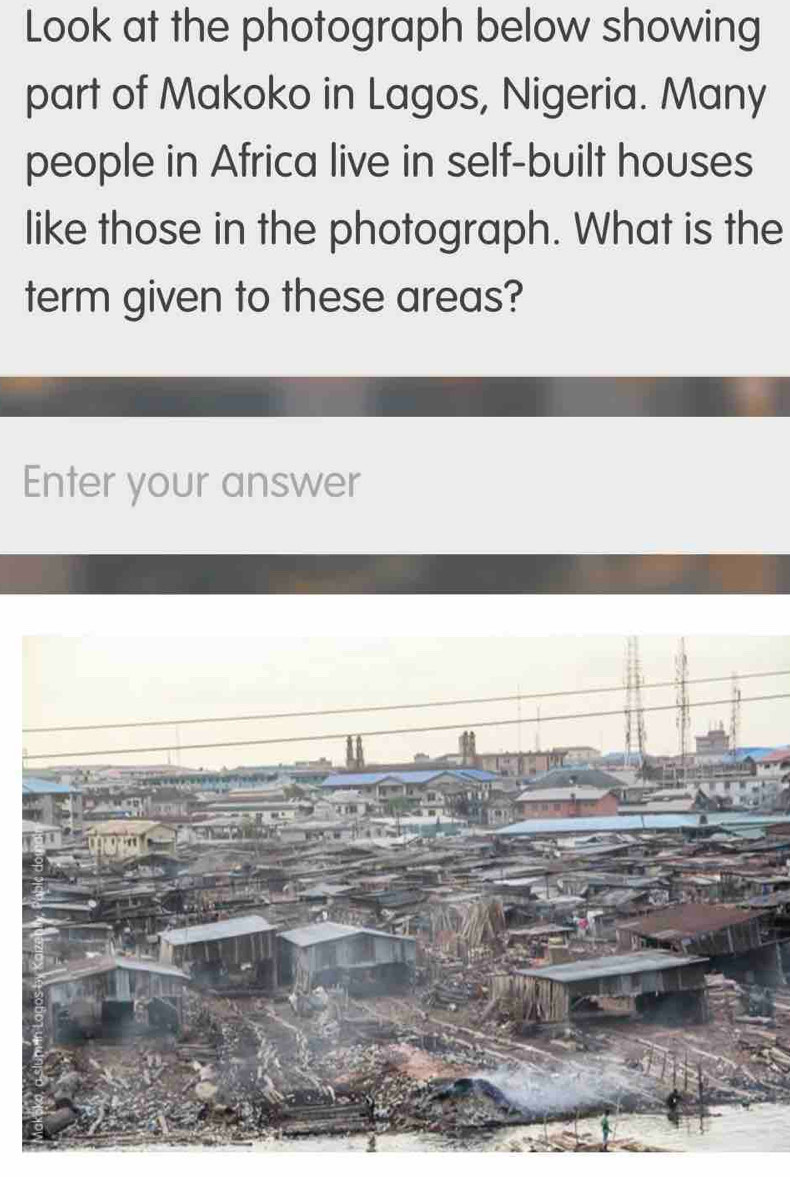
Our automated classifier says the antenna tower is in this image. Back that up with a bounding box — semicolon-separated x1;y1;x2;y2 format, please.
675;638;691;783
730;673;741;760
624;637;647;766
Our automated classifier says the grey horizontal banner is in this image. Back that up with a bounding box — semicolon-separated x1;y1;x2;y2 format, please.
1;556;789;594
2;378;790;417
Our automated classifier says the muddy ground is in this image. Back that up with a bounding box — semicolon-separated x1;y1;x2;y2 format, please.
23;975;790;1149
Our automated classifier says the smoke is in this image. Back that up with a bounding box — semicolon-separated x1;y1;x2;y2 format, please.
476;1059;658;1117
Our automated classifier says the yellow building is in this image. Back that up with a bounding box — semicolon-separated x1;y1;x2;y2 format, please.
87;820;177;861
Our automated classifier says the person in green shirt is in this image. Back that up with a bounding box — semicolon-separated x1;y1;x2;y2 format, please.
601;1113;611;1151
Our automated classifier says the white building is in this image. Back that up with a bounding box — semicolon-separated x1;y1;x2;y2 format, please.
321;790;375;818
22;821;62;854
698;776;779;807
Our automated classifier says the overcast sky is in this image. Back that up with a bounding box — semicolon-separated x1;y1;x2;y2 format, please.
23;635;789;770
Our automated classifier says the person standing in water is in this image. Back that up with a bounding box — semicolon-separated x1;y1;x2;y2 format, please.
601;1112;611;1151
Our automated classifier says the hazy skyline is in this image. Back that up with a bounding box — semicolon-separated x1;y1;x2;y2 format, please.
23;635;789;771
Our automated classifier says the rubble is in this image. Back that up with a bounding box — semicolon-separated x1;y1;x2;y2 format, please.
22;815;790;1150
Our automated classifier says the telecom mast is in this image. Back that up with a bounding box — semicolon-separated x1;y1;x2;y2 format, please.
730;672;741;761
624;637;647;767
675;637;691;784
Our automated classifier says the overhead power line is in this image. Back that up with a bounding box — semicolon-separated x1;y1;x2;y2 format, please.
23;691;790;763
23;668;790;734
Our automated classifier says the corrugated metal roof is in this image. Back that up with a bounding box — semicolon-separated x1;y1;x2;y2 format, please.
279;921;413;948
521;768;624;789
756;747;790;764
23;778;73;795
619;903;761;936
517;787;613;803
40;954;189;986
497;814;790;836
320;769;498;789
160;914;276;945
745;889;790;908
516;950;708;983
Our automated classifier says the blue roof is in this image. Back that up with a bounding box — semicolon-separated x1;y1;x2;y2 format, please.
497;814;790;836
321;768;497;789
23;778;73;795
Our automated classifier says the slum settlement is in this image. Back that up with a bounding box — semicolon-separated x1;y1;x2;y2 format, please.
22;745;790;1147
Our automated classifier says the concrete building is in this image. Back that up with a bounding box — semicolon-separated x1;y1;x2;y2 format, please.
147;787;199;821
520;767;626;794
191;815;276;842
483;792;517;827
279;818;367;844
699;774;782;808
320;790;376;819
554;746;600;766
204;799;306;825
476;750;565;778
755;748;790;794
619;788;714;815
22;777;84;832
515;787;618;819
695;723;730;759
318;769;500;805
22;821;62;855
87;820;177;862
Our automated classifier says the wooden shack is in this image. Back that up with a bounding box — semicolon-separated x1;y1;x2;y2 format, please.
616;902;785;985
159;913;279;986
278;921;416;994
39;956;190;1041
492;950;709;1026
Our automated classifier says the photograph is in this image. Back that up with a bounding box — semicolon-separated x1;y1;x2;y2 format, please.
21;633;790;1153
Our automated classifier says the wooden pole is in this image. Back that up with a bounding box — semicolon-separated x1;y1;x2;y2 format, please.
698;1063;704;1117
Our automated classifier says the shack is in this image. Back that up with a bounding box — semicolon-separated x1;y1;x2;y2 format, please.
278;921;416;994
617;902;786;985
159;913;279;986
492;950;709;1027
38;956;190;1042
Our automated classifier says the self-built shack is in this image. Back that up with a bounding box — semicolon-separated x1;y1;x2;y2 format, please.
616;902;787;986
278;921;417;994
38;956;190;1042
492;950;710;1028
159;914;279;987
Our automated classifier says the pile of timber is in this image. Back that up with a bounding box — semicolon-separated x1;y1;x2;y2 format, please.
499;1129;666;1153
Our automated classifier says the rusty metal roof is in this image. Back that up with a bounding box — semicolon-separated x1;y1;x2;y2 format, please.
619;903;759;937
